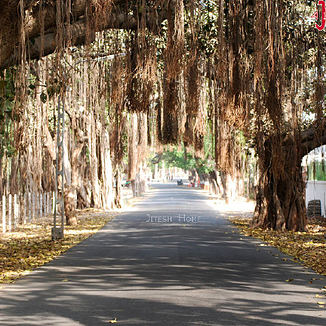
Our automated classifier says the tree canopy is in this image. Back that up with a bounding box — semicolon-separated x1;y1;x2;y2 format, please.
1;0;326;231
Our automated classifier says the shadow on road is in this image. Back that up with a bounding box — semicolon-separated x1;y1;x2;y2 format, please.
0;185;325;325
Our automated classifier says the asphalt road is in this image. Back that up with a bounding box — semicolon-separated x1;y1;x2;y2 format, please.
0;184;325;325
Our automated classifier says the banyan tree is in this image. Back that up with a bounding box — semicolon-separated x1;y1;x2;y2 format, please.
0;0;325;230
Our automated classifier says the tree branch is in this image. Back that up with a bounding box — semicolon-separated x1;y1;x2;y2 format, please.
0;0;168;70
300;120;326;157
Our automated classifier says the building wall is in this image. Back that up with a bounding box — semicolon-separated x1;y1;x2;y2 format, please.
305;181;326;217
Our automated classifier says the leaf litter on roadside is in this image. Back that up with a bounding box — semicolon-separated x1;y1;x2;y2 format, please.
229;217;326;276
0;210;116;284
229;217;326;308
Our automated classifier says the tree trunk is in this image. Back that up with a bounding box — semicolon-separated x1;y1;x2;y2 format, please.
252;135;307;231
216;171;228;202
9;155;19;194
128;113;138;195
0;157;3;196
100;125;114;210
115;169;122;209
87;110;101;207
68;130;85;222
64;186;78;226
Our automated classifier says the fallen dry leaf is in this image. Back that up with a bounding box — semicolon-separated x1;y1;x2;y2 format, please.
0;210;116;284
229;217;326;276
108;318;117;323
316;294;325;298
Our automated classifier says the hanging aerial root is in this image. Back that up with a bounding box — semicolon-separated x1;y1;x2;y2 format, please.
162;0;185;144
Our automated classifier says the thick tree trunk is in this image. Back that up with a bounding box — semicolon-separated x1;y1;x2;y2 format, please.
252;135;307;231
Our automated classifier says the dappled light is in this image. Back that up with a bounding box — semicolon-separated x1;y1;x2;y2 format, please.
1;185;326;324
1;1;326;324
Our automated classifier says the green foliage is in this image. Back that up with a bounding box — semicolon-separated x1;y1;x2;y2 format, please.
157;145;215;175
149;132;215;176
162;148;193;170
307;161;326;181
0;70;17;158
0;70;16;115
6;143;16;157
197;0;219;56
121;131;128;158
40;92;47;104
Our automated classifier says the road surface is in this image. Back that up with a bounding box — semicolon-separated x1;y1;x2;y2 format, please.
0;184;325;325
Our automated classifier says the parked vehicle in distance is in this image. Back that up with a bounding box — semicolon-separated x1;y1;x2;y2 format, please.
122;179;131;187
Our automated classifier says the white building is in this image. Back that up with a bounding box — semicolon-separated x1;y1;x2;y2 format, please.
306;181;326;217
303;145;326;217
